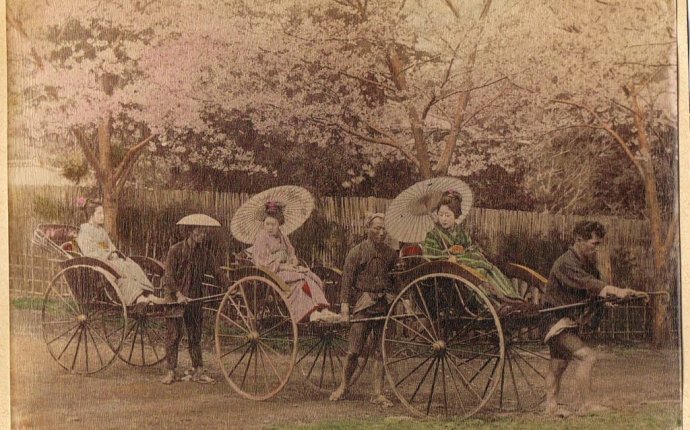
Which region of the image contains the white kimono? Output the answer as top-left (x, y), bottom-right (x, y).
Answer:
top-left (76, 223), bottom-right (154, 306)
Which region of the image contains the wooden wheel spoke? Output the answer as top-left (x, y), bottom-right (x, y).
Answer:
top-left (227, 292), bottom-right (253, 331)
top-left (225, 342), bottom-right (252, 377)
top-left (220, 340), bottom-right (251, 361)
top-left (388, 351), bottom-right (427, 366)
top-left (318, 341), bottom-right (328, 388)
top-left (238, 284), bottom-right (256, 324)
top-left (240, 345), bottom-right (256, 389)
top-left (446, 349), bottom-right (498, 385)
top-left (304, 341), bottom-right (325, 381)
top-left (444, 352), bottom-right (483, 402)
top-left (440, 353), bottom-right (449, 416)
top-left (139, 320), bottom-right (147, 364)
top-left (56, 324), bottom-right (82, 360)
top-left (512, 345), bottom-right (549, 361)
top-left (442, 357), bottom-right (468, 413)
top-left (85, 326), bottom-right (105, 367)
top-left (84, 326), bottom-right (90, 373)
top-left (70, 327), bottom-right (84, 370)
top-left (389, 316), bottom-right (435, 344)
top-left (506, 350), bottom-right (521, 408)
top-left (43, 319), bottom-right (81, 326)
top-left (425, 358), bottom-right (441, 415)
top-left (295, 337), bottom-right (324, 366)
top-left (328, 347), bottom-right (337, 387)
top-left (447, 328), bottom-right (499, 348)
top-left (511, 347), bottom-right (546, 380)
top-left (217, 311), bottom-right (250, 335)
top-left (385, 337), bottom-right (431, 348)
top-left (257, 343), bottom-right (283, 383)
top-left (126, 321), bottom-right (141, 362)
top-left (393, 354), bottom-right (434, 388)
top-left (446, 346), bottom-right (501, 359)
top-left (413, 284), bottom-right (439, 339)
top-left (409, 357), bottom-right (437, 405)
top-left (259, 317), bottom-right (290, 339)
top-left (46, 322), bottom-right (81, 346)
top-left (257, 345), bottom-right (271, 393)
top-left (509, 350), bottom-right (542, 398)
top-left (51, 287), bottom-right (80, 316)
top-left (141, 322), bottom-right (162, 363)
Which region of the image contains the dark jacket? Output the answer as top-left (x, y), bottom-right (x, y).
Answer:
top-left (544, 247), bottom-right (606, 307)
top-left (163, 238), bottom-right (228, 299)
top-left (339, 239), bottom-right (397, 312)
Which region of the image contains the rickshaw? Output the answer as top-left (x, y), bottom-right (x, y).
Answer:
top-left (32, 224), bottom-right (172, 374)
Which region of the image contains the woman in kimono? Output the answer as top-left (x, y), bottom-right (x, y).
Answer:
top-left (422, 190), bottom-right (522, 300)
top-left (252, 202), bottom-right (340, 323)
top-left (77, 203), bottom-right (165, 306)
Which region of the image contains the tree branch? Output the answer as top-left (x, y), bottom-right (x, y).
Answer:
top-left (113, 134), bottom-right (156, 185)
top-left (551, 99), bottom-right (645, 176)
top-left (72, 128), bottom-right (104, 181)
top-left (317, 118), bottom-right (419, 167)
top-left (461, 88), bottom-right (505, 127)
top-left (433, 76), bottom-right (507, 105)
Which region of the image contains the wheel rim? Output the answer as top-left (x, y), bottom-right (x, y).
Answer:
top-left (383, 273), bottom-right (505, 418)
top-left (42, 265), bottom-right (126, 375)
top-left (215, 276), bottom-right (298, 400)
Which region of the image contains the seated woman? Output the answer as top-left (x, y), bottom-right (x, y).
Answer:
top-left (252, 202), bottom-right (340, 323)
top-left (77, 203), bottom-right (165, 306)
top-left (422, 190), bottom-right (522, 300)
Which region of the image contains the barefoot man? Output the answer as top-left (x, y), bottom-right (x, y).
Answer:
top-left (330, 213), bottom-right (397, 407)
top-left (543, 221), bottom-right (643, 417)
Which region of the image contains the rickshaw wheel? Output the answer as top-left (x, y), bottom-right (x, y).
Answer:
top-left (42, 265), bottom-right (127, 375)
top-left (118, 307), bottom-right (167, 367)
top-left (116, 256), bottom-right (167, 367)
top-left (382, 273), bottom-right (505, 418)
top-left (490, 318), bottom-right (548, 412)
top-left (296, 324), bottom-right (370, 393)
top-left (484, 264), bottom-right (549, 412)
top-left (215, 275), bottom-right (298, 400)
top-left (297, 265), bottom-right (369, 392)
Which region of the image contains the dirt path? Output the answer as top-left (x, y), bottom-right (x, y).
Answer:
top-left (9, 309), bottom-right (681, 429)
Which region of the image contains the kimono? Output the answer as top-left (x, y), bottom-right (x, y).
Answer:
top-left (76, 223), bottom-right (154, 306)
top-left (422, 224), bottom-right (521, 300)
top-left (252, 229), bottom-right (329, 322)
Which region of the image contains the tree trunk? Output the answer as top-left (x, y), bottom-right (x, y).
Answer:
top-left (386, 46), bottom-right (433, 179)
top-left (631, 97), bottom-right (673, 348)
top-left (97, 115), bottom-right (119, 241)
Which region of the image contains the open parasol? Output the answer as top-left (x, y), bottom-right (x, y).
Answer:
top-left (230, 185), bottom-right (315, 244)
top-left (177, 214), bottom-right (222, 227)
top-left (384, 177), bottom-right (473, 243)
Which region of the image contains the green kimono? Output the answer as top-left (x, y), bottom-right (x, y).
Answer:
top-left (422, 224), bottom-right (521, 300)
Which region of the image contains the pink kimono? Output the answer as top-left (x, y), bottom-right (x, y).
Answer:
top-left (252, 229), bottom-right (329, 322)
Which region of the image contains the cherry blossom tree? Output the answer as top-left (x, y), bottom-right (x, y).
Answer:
top-left (504, 0), bottom-right (678, 345)
top-left (225, 0), bottom-right (530, 181)
top-left (7, 0), bottom-right (262, 238)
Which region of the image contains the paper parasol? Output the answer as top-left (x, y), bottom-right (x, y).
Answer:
top-left (176, 214), bottom-right (222, 227)
top-left (230, 185), bottom-right (315, 244)
top-left (384, 177), bottom-right (473, 243)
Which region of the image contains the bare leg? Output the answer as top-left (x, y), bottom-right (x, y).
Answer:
top-left (330, 353), bottom-right (358, 401)
top-left (370, 355), bottom-right (393, 407)
top-left (572, 347), bottom-right (607, 415)
top-left (545, 358), bottom-right (569, 417)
